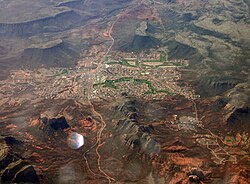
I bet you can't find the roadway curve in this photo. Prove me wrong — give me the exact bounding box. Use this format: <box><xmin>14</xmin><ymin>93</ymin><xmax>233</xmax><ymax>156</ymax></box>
<box><xmin>82</xmin><ymin>6</ymin><xmax>133</xmax><ymax>184</ymax></box>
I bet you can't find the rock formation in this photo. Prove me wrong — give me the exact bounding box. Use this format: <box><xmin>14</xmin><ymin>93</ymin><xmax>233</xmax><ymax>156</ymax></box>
<box><xmin>115</xmin><ymin>98</ymin><xmax>161</xmax><ymax>156</ymax></box>
<box><xmin>39</xmin><ymin>115</ymin><xmax>70</xmax><ymax>137</ymax></box>
<box><xmin>21</xmin><ymin>40</ymin><xmax>80</xmax><ymax>68</ymax></box>
<box><xmin>0</xmin><ymin>136</ymin><xmax>39</xmax><ymax>183</ymax></box>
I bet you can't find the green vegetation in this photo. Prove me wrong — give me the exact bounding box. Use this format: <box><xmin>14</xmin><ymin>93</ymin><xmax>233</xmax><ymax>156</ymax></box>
<box><xmin>134</xmin><ymin>79</ymin><xmax>155</xmax><ymax>93</ymax></box>
<box><xmin>106</xmin><ymin>52</ymin><xmax>169</xmax><ymax>69</ymax></box>
<box><xmin>160</xmin><ymin>52</ymin><xmax>167</xmax><ymax>62</ymax></box>
<box><xmin>121</xmin><ymin>59</ymin><xmax>137</xmax><ymax>67</ymax></box>
<box><xmin>94</xmin><ymin>80</ymin><xmax>118</xmax><ymax>89</ymax></box>
<box><xmin>171</xmin><ymin>62</ymin><xmax>184</xmax><ymax>66</ymax></box>
<box><xmin>61</xmin><ymin>69</ymin><xmax>68</xmax><ymax>75</ymax></box>
<box><xmin>106</xmin><ymin>61</ymin><xmax>118</xmax><ymax>65</ymax></box>
<box><xmin>144</xmin><ymin>90</ymin><xmax>154</xmax><ymax>95</ymax></box>
<box><xmin>94</xmin><ymin>77</ymin><xmax>172</xmax><ymax>96</ymax></box>
<box><xmin>98</xmin><ymin>53</ymin><xmax>173</xmax><ymax>95</ymax></box>
<box><xmin>154</xmin><ymin>61</ymin><xmax>185</xmax><ymax>68</ymax></box>
<box><xmin>134</xmin><ymin>79</ymin><xmax>172</xmax><ymax>95</ymax></box>
<box><xmin>106</xmin><ymin>59</ymin><xmax>137</xmax><ymax>67</ymax></box>
<box><xmin>114</xmin><ymin>77</ymin><xmax>133</xmax><ymax>82</ymax></box>
<box><xmin>105</xmin><ymin>56</ymin><xmax>110</xmax><ymax>61</ymax></box>
<box><xmin>156</xmin><ymin>89</ymin><xmax>172</xmax><ymax>94</ymax></box>
<box><xmin>94</xmin><ymin>77</ymin><xmax>133</xmax><ymax>89</ymax></box>
<box><xmin>143</xmin><ymin>60</ymin><xmax>161</xmax><ymax>63</ymax></box>
<box><xmin>104</xmin><ymin>80</ymin><xmax>117</xmax><ymax>89</ymax></box>
<box><xmin>53</xmin><ymin>69</ymin><xmax>68</xmax><ymax>77</ymax></box>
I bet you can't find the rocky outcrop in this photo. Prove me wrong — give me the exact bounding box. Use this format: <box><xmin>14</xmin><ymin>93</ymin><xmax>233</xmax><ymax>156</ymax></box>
<box><xmin>0</xmin><ymin>10</ymin><xmax>83</xmax><ymax>37</ymax></box>
<box><xmin>85</xmin><ymin>0</ymin><xmax>133</xmax><ymax>14</ymax></box>
<box><xmin>115</xmin><ymin>98</ymin><xmax>161</xmax><ymax>156</ymax></box>
<box><xmin>227</xmin><ymin>107</ymin><xmax>249</xmax><ymax>125</ymax></box>
<box><xmin>4</xmin><ymin>137</ymin><xmax>22</xmax><ymax>145</ymax></box>
<box><xmin>243</xmin><ymin>0</ymin><xmax>250</xmax><ymax>14</ymax></box>
<box><xmin>188</xmin><ymin>24</ymin><xmax>232</xmax><ymax>42</ymax></box>
<box><xmin>40</xmin><ymin>115</ymin><xmax>70</xmax><ymax>136</ymax></box>
<box><xmin>21</xmin><ymin>40</ymin><xmax>80</xmax><ymax>68</ymax></box>
<box><xmin>129</xmin><ymin>35</ymin><xmax>159</xmax><ymax>52</ymax></box>
<box><xmin>198</xmin><ymin>77</ymin><xmax>243</xmax><ymax>96</ymax></box>
<box><xmin>188</xmin><ymin>168</ymin><xmax>205</xmax><ymax>184</ymax></box>
<box><xmin>57</xmin><ymin>0</ymin><xmax>84</xmax><ymax>9</ymax></box>
<box><xmin>166</xmin><ymin>40</ymin><xmax>198</xmax><ymax>60</ymax></box>
<box><xmin>0</xmin><ymin>136</ymin><xmax>39</xmax><ymax>183</ymax></box>
<box><xmin>0</xmin><ymin>39</ymin><xmax>80</xmax><ymax>78</ymax></box>
<box><xmin>220</xmin><ymin>82</ymin><xmax>250</xmax><ymax>130</ymax></box>
<box><xmin>41</xmin><ymin>116</ymin><xmax>70</xmax><ymax>131</ymax></box>
<box><xmin>123</xmin><ymin>21</ymin><xmax>161</xmax><ymax>52</ymax></box>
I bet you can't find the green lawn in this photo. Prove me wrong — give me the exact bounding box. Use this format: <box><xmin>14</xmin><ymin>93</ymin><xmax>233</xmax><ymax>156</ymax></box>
<box><xmin>106</xmin><ymin>59</ymin><xmax>137</xmax><ymax>67</ymax></box>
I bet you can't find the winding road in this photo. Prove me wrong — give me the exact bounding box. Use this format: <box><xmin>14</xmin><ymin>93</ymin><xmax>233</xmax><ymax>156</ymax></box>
<box><xmin>81</xmin><ymin>5</ymin><xmax>134</xmax><ymax>183</ymax></box>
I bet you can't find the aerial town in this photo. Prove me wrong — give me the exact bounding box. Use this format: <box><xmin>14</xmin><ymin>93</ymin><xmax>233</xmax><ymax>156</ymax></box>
<box><xmin>0</xmin><ymin>48</ymin><xmax>195</xmax><ymax>104</ymax></box>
